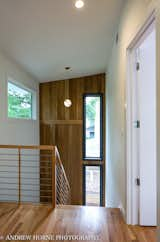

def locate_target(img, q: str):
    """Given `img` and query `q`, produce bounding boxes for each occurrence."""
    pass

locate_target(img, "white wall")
[0,51,39,202]
[157,0,160,234]
[0,52,39,145]
[106,0,160,222]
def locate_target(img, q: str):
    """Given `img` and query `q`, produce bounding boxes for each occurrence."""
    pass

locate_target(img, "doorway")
[126,17,157,226]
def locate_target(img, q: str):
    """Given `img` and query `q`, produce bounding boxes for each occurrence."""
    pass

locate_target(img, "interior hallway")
[0,204,156,242]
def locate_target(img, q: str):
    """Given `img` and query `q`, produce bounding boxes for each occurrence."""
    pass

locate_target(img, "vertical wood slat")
[40,74,106,205]
[18,148,21,204]
[65,79,70,120]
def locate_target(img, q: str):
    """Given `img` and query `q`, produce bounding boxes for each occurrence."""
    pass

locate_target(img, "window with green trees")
[8,81,32,119]
[83,94,103,160]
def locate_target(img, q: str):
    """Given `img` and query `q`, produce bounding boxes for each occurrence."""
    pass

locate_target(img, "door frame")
[126,12,156,225]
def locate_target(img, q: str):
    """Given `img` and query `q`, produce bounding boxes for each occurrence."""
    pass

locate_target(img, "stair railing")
[0,145,70,208]
[55,147,71,205]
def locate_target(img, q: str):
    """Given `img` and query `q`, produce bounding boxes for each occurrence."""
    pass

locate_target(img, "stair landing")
[0,203,156,242]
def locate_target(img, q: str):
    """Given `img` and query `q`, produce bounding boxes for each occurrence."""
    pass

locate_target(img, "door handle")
[136,178,140,186]
[133,120,140,128]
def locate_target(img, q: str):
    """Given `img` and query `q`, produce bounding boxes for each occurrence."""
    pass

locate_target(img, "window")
[83,94,103,160]
[83,165,102,206]
[8,81,33,119]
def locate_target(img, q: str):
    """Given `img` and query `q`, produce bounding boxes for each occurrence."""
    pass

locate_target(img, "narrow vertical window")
[83,165,102,206]
[83,94,103,160]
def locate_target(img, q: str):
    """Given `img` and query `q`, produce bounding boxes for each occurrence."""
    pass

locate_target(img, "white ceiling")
[0,0,125,82]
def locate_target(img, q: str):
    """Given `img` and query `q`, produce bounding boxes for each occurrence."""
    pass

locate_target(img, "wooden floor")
[0,203,156,242]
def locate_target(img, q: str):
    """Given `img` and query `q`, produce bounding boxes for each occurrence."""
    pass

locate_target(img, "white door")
[135,25,157,226]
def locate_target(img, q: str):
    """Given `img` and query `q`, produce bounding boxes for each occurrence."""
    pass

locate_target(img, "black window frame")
[82,93,103,161]
[83,164,103,206]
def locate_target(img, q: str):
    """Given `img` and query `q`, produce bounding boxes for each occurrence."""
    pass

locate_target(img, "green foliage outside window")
[86,97,99,121]
[8,82,32,119]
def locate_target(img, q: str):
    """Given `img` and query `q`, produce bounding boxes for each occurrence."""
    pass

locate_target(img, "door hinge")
[136,62,140,71]
[136,178,140,186]
[134,120,140,128]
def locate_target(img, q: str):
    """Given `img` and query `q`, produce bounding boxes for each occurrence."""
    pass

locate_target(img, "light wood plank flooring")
[0,203,156,242]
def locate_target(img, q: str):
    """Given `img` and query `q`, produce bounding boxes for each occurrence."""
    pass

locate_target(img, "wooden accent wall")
[40,74,105,205]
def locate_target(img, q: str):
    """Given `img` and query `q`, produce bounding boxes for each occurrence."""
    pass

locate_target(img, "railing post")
[52,147,56,208]
[18,147,21,204]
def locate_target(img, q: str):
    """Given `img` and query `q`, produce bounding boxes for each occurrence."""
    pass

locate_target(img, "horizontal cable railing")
[0,145,70,208]
[55,147,71,205]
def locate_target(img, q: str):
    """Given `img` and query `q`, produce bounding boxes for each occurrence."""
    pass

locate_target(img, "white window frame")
[7,77,37,121]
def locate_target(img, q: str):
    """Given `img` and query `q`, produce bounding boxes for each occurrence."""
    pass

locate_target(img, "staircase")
[0,145,71,208]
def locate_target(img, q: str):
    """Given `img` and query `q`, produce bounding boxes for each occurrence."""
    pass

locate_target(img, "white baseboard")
[118,203,126,221]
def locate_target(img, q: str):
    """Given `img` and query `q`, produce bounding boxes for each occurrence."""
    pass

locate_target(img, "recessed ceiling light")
[75,0,84,9]
[65,66,71,70]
